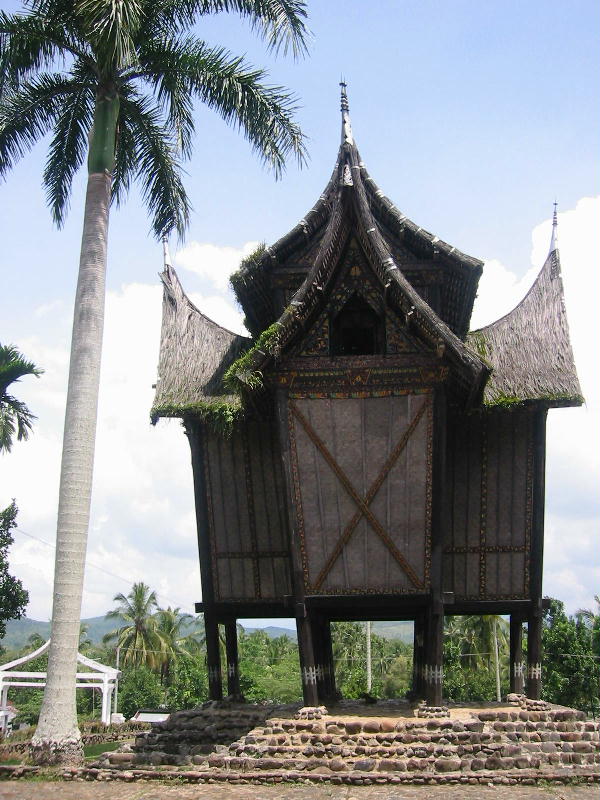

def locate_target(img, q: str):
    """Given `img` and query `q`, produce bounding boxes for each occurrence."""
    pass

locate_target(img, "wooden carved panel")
[443,408,534,601]
[203,420,292,602]
[288,393,433,595]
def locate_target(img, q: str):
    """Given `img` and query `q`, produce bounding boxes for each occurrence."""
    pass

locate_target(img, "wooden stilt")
[412,614,427,698]
[224,619,242,699]
[527,610,542,700]
[296,605,319,706]
[510,615,525,694]
[425,604,444,706]
[204,611,222,700]
[322,618,337,701]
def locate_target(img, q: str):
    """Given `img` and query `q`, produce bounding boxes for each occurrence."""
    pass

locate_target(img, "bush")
[118,665,164,719]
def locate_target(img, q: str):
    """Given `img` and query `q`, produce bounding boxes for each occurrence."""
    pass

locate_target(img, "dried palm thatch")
[467,249,582,407]
[151,265,251,431]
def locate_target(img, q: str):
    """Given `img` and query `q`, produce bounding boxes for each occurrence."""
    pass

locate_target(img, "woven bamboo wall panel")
[444,408,534,601]
[288,394,433,595]
[204,421,292,602]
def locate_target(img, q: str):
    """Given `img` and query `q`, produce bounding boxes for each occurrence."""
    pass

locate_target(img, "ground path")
[0,782,597,800]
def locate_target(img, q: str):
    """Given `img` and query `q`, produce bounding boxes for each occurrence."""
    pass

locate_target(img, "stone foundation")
[94,699,600,784]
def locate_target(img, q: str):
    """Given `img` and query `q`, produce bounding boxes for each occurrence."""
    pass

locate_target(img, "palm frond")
[111,97,137,207]
[134,34,196,158]
[76,0,142,72]
[0,9,91,92]
[0,73,84,178]
[0,344,42,396]
[0,395,36,451]
[136,39,306,177]
[149,0,309,58]
[121,91,190,238]
[43,70,94,226]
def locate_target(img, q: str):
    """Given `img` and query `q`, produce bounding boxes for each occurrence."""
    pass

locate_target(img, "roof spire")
[339,78,354,145]
[549,200,558,254]
[162,235,172,270]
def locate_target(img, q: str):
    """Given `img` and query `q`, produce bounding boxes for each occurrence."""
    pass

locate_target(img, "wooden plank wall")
[288,393,433,595]
[204,420,292,602]
[444,407,534,601]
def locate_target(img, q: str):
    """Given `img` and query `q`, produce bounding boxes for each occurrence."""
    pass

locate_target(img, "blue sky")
[0,1,598,623]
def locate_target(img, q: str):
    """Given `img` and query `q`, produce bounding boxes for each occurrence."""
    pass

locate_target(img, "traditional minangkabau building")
[151,86,582,707]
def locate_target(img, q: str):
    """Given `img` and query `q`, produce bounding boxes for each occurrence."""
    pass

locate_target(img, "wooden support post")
[425,603,444,706]
[527,610,542,700]
[276,389,319,708]
[186,422,222,701]
[204,611,223,700]
[296,604,319,706]
[310,615,328,704]
[510,615,525,694]
[412,614,427,698]
[528,407,547,700]
[424,387,447,706]
[322,618,337,701]
[224,619,242,700]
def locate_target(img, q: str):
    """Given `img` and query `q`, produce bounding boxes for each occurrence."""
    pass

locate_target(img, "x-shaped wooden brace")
[290,398,428,591]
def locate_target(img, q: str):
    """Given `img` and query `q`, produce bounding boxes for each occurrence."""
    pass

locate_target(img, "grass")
[83,740,124,759]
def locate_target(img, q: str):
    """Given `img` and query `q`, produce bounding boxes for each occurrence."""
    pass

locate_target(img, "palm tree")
[1,0,308,764]
[154,606,196,685]
[576,596,600,656]
[103,582,162,669]
[0,344,42,453]
[446,614,509,702]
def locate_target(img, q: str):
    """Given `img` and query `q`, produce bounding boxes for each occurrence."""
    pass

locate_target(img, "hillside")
[1,616,413,654]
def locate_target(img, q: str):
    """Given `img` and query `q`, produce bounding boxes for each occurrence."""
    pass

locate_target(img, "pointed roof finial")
[162,235,172,269]
[549,200,558,254]
[339,78,353,145]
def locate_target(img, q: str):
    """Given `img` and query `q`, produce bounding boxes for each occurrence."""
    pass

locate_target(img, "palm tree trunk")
[493,617,501,703]
[31,171,111,765]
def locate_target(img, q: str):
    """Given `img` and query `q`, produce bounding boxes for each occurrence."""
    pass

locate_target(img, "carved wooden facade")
[152,89,581,705]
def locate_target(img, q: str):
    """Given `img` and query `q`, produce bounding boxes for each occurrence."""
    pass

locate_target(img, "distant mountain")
[1,616,413,655]
[0,615,126,653]
[372,621,413,643]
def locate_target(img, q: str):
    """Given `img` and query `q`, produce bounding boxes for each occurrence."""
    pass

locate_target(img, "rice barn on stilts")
[151,86,581,708]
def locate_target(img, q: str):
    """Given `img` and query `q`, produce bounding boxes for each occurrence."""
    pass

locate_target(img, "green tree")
[154,606,197,685]
[103,582,162,669]
[542,598,599,715]
[0,502,29,639]
[166,655,208,709]
[118,665,163,720]
[0,344,42,453]
[1,0,308,764]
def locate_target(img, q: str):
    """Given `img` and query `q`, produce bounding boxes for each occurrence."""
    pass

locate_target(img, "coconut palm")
[576,595,600,656]
[154,606,197,685]
[103,582,163,669]
[0,344,42,453]
[446,614,509,702]
[1,0,308,764]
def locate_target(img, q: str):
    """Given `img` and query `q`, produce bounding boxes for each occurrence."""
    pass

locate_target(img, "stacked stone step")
[207,708,599,776]
[477,709,600,770]
[132,702,293,766]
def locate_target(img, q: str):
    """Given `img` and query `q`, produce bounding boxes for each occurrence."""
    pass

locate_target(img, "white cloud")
[174,240,261,290]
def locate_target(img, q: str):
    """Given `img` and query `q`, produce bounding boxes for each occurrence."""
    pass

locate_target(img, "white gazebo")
[0,639,120,731]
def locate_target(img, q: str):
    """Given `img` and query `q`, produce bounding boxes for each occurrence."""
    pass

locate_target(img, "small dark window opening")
[331,294,382,356]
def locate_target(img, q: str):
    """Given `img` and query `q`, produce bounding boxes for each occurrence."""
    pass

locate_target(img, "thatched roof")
[151,265,250,423]
[232,88,483,340]
[227,93,490,406]
[467,246,582,408]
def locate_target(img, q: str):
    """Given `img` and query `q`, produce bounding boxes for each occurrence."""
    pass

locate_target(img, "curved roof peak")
[339,79,354,146]
[549,200,558,255]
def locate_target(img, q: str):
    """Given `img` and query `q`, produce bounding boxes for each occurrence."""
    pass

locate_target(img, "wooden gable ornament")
[152,86,581,708]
